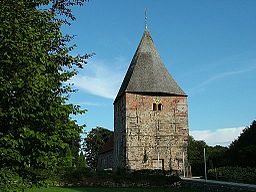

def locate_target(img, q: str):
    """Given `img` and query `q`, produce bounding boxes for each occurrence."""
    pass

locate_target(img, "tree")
[0,0,90,189]
[77,152,87,168]
[187,136,208,176]
[207,145,228,169]
[83,127,113,169]
[227,120,256,167]
[188,136,229,176]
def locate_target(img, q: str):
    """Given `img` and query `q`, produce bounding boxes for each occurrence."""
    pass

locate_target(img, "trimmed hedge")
[208,166,256,184]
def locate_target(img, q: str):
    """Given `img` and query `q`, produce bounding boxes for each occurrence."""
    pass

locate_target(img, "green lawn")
[25,187,199,192]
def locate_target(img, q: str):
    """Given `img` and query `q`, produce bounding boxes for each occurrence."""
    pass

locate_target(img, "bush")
[132,169,170,176]
[0,167,58,191]
[57,166,95,183]
[0,168,26,192]
[112,169,181,186]
[130,170,181,186]
[208,166,256,184]
[54,167,181,187]
[22,167,57,187]
[96,170,113,179]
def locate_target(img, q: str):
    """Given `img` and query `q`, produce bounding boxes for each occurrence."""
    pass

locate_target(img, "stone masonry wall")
[113,95,126,170]
[125,92,188,172]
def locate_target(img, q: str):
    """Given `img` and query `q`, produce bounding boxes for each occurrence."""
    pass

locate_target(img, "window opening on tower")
[158,104,162,111]
[153,103,157,111]
[153,103,163,111]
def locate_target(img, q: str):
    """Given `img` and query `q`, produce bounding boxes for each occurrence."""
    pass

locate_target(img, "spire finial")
[145,8,148,30]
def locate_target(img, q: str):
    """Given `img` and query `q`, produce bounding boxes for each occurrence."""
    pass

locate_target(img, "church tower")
[113,26,188,173]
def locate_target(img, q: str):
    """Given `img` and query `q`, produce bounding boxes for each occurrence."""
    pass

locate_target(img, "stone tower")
[113,28,188,173]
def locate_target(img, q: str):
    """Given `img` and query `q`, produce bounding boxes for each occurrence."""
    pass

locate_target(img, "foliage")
[57,167,95,184]
[77,152,87,168]
[69,136,82,167]
[227,120,256,167]
[25,186,201,192]
[96,169,181,186]
[83,127,113,169]
[129,169,172,176]
[188,120,256,180]
[53,167,181,188]
[208,166,256,184]
[128,170,181,186]
[207,145,228,169]
[0,167,26,192]
[0,0,90,190]
[187,136,207,176]
[188,136,228,176]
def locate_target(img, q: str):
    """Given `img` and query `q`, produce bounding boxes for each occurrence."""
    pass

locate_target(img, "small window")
[158,104,162,111]
[153,103,157,111]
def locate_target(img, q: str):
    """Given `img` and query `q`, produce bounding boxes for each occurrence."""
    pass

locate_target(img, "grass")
[25,186,200,192]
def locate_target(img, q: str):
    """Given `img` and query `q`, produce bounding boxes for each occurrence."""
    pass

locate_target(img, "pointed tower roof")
[115,29,186,102]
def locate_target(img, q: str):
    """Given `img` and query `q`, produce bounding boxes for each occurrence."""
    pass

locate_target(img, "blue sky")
[64,0,256,146]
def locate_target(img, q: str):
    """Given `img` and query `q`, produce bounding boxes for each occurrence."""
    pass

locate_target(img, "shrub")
[57,166,95,184]
[132,169,170,176]
[112,169,181,186]
[130,170,181,186]
[0,166,61,191]
[208,166,256,184]
[96,170,113,179]
[54,167,181,187]
[0,168,26,192]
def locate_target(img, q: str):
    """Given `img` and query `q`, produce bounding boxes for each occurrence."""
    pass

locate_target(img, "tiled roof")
[100,134,114,154]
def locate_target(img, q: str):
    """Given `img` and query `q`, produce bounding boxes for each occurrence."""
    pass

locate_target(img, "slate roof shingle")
[115,29,186,102]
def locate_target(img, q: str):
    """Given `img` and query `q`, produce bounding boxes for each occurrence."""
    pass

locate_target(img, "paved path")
[182,177,256,190]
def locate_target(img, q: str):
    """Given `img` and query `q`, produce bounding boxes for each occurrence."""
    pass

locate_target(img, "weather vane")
[145,8,148,30]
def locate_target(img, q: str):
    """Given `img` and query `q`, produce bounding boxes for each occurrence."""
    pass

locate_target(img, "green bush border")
[208,166,256,184]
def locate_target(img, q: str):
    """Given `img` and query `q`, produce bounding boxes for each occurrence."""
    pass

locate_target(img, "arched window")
[158,103,162,111]
[153,103,157,111]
